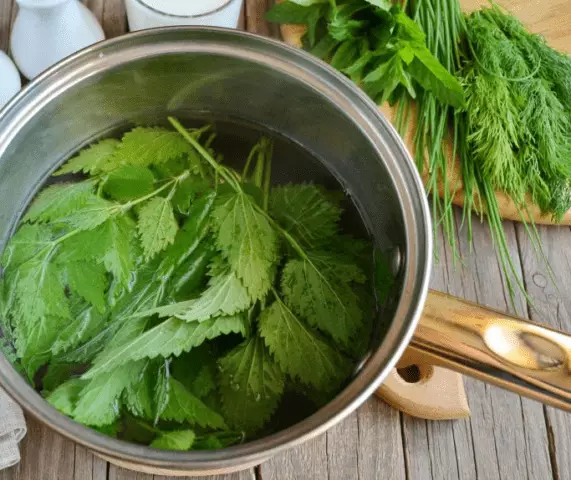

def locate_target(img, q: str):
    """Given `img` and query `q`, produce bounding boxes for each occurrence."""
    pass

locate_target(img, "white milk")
[126,0,243,31]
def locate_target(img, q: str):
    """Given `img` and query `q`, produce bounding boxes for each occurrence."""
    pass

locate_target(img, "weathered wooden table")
[1,1,571,478]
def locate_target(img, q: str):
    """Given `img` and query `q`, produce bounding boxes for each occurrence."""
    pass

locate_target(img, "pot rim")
[0,27,432,470]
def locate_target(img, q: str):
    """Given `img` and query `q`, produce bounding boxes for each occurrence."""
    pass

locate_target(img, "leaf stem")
[262,140,273,212]
[168,117,241,191]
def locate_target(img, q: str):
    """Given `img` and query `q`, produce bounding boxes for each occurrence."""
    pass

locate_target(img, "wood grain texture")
[0,0,12,51]
[515,223,571,480]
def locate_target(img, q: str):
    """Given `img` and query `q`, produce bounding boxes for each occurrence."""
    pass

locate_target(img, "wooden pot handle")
[375,365,470,420]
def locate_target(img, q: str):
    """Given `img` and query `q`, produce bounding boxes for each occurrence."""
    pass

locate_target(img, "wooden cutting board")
[281,0,571,226]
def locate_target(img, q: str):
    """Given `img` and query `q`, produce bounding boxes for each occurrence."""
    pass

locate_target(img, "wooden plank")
[245,0,278,37]
[100,0,127,39]
[0,418,76,480]
[75,445,108,480]
[259,400,407,480]
[414,212,553,480]
[515,223,571,480]
[0,0,12,51]
[154,471,255,480]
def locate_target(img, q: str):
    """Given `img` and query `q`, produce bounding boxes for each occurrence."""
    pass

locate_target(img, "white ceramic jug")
[10,0,105,80]
[0,51,21,109]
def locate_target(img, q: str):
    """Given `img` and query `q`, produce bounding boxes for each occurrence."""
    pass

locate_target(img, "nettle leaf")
[53,139,120,176]
[161,378,226,429]
[65,261,108,312]
[46,378,86,416]
[57,216,138,286]
[159,271,251,322]
[59,197,119,231]
[15,314,65,378]
[152,364,170,423]
[218,336,285,431]
[23,181,96,224]
[269,184,341,248]
[111,127,194,168]
[103,164,155,201]
[157,193,215,278]
[1,224,54,270]
[85,315,245,377]
[212,192,278,300]
[281,253,365,346]
[151,430,195,451]
[260,299,351,390]
[51,301,107,356]
[123,362,154,420]
[74,361,145,427]
[15,252,69,323]
[138,197,178,260]
[99,217,138,285]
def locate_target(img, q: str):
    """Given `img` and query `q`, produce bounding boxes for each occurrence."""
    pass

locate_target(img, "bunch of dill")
[455,6,571,302]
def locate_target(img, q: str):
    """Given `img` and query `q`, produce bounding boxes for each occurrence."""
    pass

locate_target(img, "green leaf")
[99,217,138,285]
[51,302,107,355]
[103,164,155,201]
[281,253,365,345]
[327,3,368,42]
[269,184,341,248]
[408,46,465,108]
[42,363,77,392]
[150,430,195,451]
[58,196,118,231]
[157,193,215,278]
[123,362,154,420]
[23,182,96,224]
[111,127,194,168]
[171,177,211,214]
[15,314,65,378]
[394,10,425,43]
[57,216,138,286]
[66,261,108,312]
[331,40,360,70]
[85,315,246,377]
[259,299,352,390]
[289,0,327,5]
[155,271,251,322]
[162,378,226,429]
[1,224,54,270]
[265,1,320,24]
[212,192,278,300]
[73,361,145,427]
[364,0,391,10]
[154,360,171,423]
[218,336,285,431]
[138,197,178,260]
[53,139,120,176]
[311,34,340,59]
[46,378,86,416]
[15,253,69,322]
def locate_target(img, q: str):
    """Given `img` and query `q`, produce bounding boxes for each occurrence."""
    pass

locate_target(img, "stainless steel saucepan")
[0,28,569,476]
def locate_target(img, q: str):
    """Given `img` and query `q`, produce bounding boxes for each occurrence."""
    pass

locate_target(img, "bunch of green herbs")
[0,118,380,450]
[266,0,465,108]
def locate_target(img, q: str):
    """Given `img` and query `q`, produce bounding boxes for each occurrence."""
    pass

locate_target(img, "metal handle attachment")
[409,290,571,411]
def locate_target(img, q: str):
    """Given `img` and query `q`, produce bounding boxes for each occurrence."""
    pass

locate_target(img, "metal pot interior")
[0,28,431,471]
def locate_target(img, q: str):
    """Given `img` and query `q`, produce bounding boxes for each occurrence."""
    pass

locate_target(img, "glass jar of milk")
[125,0,243,31]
